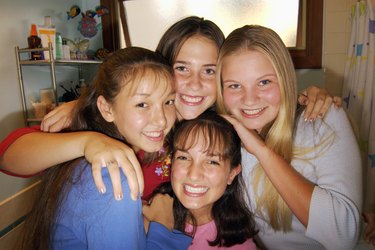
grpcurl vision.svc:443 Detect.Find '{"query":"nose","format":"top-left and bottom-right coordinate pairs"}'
top-left (243, 85), bottom-right (259, 105)
top-left (152, 106), bottom-right (167, 128)
top-left (186, 72), bottom-right (202, 91)
top-left (187, 162), bottom-right (203, 181)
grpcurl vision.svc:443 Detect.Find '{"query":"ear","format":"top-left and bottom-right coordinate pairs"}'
top-left (227, 164), bottom-right (242, 185)
top-left (97, 95), bottom-right (115, 122)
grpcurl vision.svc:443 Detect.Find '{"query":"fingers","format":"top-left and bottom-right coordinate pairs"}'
top-left (363, 213), bottom-right (375, 245)
top-left (92, 158), bottom-right (107, 195)
top-left (40, 101), bottom-right (75, 132)
top-left (301, 86), bottom-right (342, 122)
top-left (105, 159), bottom-right (124, 201)
top-left (333, 96), bottom-right (343, 108)
top-left (119, 148), bottom-right (144, 200)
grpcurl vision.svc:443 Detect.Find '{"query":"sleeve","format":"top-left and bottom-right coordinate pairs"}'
top-left (54, 164), bottom-right (147, 250)
top-left (146, 222), bottom-right (192, 250)
top-left (304, 107), bottom-right (362, 249)
top-left (0, 125), bottom-right (41, 177)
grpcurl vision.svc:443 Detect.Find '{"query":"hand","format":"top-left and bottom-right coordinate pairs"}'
top-left (40, 100), bottom-right (77, 132)
top-left (298, 86), bottom-right (342, 122)
top-left (83, 132), bottom-right (144, 201)
top-left (143, 194), bottom-right (174, 232)
top-left (363, 212), bottom-right (375, 246)
top-left (220, 114), bottom-right (265, 156)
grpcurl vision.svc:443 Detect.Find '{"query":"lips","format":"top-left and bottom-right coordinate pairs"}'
top-left (179, 94), bottom-right (204, 106)
top-left (241, 107), bottom-right (266, 118)
top-left (183, 184), bottom-right (208, 197)
top-left (143, 131), bottom-right (164, 142)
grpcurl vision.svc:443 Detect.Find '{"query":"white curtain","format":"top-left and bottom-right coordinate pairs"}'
top-left (342, 0), bottom-right (375, 213)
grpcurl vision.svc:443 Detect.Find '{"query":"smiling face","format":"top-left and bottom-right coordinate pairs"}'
top-left (171, 132), bottom-right (239, 224)
top-left (222, 50), bottom-right (281, 132)
top-left (173, 35), bottom-right (219, 121)
top-left (105, 69), bottom-right (176, 153)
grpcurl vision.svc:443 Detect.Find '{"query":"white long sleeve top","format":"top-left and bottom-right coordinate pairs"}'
top-left (242, 106), bottom-right (362, 250)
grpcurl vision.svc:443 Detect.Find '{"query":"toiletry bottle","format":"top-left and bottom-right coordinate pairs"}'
top-left (55, 32), bottom-right (63, 60)
top-left (28, 24), bottom-right (43, 60)
top-left (62, 39), bottom-right (71, 60)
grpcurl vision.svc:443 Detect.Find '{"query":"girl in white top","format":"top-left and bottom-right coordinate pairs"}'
top-left (216, 25), bottom-right (362, 249)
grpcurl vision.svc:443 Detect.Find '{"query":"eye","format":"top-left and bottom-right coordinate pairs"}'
top-left (136, 102), bottom-right (148, 108)
top-left (207, 160), bottom-right (220, 166)
top-left (258, 79), bottom-right (271, 86)
top-left (227, 83), bottom-right (241, 89)
top-left (176, 155), bottom-right (188, 160)
top-left (165, 99), bottom-right (175, 105)
top-left (204, 68), bottom-right (216, 75)
top-left (174, 65), bottom-right (188, 73)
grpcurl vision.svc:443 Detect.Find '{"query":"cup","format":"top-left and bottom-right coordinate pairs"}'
top-left (32, 102), bottom-right (47, 118)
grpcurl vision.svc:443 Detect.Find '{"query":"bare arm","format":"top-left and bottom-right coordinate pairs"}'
top-left (1, 131), bottom-right (143, 200)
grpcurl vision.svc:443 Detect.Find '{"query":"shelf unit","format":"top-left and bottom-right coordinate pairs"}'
top-left (15, 43), bottom-right (102, 125)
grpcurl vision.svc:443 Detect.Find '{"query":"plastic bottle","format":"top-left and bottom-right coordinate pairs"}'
top-left (27, 24), bottom-right (43, 60)
top-left (55, 32), bottom-right (63, 60)
top-left (62, 39), bottom-right (71, 60)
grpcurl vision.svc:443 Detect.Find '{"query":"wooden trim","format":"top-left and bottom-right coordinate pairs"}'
top-left (289, 0), bottom-right (323, 69)
top-left (0, 180), bottom-right (40, 231)
top-left (101, 0), bottom-right (120, 51)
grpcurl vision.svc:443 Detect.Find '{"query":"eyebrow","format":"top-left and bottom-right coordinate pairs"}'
top-left (174, 60), bottom-right (216, 68)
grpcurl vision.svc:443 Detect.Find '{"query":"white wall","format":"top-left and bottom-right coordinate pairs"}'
top-left (0, 0), bottom-right (101, 201)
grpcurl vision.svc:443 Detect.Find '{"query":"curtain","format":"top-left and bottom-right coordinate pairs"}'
top-left (342, 0), bottom-right (375, 212)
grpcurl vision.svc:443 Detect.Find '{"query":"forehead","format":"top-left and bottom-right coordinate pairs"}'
top-left (176, 35), bottom-right (219, 61)
top-left (125, 68), bottom-right (174, 96)
top-left (175, 125), bottom-right (224, 155)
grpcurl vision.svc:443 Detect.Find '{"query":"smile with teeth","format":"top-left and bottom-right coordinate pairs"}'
top-left (242, 107), bottom-right (266, 116)
top-left (143, 131), bottom-right (163, 141)
top-left (180, 94), bottom-right (204, 104)
top-left (184, 184), bottom-right (208, 194)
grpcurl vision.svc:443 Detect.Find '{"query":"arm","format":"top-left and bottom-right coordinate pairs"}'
top-left (224, 106), bottom-right (362, 248)
top-left (1, 130), bottom-right (143, 200)
top-left (223, 115), bottom-right (314, 227)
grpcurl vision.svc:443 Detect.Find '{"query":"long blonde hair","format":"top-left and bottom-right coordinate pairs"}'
top-left (216, 25), bottom-right (298, 231)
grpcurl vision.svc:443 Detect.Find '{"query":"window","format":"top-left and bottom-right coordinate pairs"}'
top-left (101, 0), bottom-right (322, 69)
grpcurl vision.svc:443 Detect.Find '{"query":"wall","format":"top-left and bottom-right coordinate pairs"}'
top-left (0, 0), bottom-right (101, 201)
top-left (323, 0), bottom-right (357, 96)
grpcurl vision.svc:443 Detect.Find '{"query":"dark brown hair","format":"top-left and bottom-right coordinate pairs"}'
top-left (156, 16), bottom-right (225, 66)
top-left (20, 47), bottom-right (173, 250)
top-left (154, 111), bottom-right (258, 247)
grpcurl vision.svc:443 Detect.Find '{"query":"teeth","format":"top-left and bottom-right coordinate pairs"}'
top-left (243, 107), bottom-right (264, 115)
top-left (184, 185), bottom-right (208, 194)
top-left (144, 131), bottom-right (162, 138)
top-left (180, 95), bottom-right (203, 103)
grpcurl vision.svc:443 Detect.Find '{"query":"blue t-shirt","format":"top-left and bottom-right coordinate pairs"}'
top-left (52, 159), bottom-right (191, 249)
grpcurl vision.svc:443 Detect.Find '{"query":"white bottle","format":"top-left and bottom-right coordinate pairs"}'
top-left (62, 40), bottom-right (70, 60)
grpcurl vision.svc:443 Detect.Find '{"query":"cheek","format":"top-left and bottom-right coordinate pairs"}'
top-left (174, 75), bottom-right (184, 92)
top-left (262, 86), bottom-right (281, 106)
top-left (223, 90), bottom-right (238, 108)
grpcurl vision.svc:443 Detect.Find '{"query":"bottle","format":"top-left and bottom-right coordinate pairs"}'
top-left (27, 24), bottom-right (43, 60)
top-left (55, 32), bottom-right (63, 60)
top-left (62, 39), bottom-right (71, 60)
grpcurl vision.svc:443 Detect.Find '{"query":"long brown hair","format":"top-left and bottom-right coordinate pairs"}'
top-left (20, 47), bottom-right (173, 250)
